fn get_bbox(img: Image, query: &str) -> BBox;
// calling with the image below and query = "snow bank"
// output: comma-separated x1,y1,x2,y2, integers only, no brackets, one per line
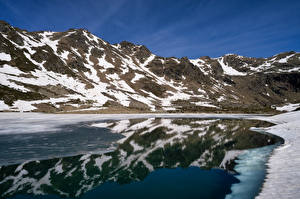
254,111,300,199
0,100,9,110
275,103,300,112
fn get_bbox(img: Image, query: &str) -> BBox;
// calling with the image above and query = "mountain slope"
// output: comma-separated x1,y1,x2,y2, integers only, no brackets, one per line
0,21,299,113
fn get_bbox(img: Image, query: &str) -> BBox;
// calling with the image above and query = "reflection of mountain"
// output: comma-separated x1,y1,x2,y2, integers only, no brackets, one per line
0,118,281,198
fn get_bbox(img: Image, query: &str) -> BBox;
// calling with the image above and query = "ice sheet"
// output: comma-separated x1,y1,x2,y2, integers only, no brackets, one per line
0,113,264,135
254,111,300,199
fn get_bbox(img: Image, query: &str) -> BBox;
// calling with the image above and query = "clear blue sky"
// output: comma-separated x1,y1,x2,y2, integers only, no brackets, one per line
0,0,300,58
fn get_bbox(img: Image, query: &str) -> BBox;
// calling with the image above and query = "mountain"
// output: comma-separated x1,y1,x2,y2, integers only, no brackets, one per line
0,20,299,113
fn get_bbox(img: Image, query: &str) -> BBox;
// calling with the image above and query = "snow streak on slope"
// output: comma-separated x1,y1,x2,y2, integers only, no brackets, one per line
218,57,247,76
190,58,209,75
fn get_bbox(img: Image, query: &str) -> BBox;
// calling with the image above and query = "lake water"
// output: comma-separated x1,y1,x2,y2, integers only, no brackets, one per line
0,114,283,199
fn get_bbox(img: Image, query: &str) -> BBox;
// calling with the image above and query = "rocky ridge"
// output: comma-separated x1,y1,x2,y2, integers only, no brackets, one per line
0,20,299,113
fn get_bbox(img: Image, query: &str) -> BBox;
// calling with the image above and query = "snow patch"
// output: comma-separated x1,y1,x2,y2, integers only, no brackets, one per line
190,59,209,75
0,100,9,110
97,55,115,69
218,57,247,76
275,103,300,112
131,73,145,83
0,64,24,75
192,101,218,108
278,54,294,63
0,52,11,61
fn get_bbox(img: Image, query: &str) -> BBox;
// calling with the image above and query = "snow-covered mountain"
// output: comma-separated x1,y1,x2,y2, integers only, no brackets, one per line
0,20,299,113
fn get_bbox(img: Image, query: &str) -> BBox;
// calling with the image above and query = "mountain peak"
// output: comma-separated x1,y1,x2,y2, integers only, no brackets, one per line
119,40,136,48
0,20,14,33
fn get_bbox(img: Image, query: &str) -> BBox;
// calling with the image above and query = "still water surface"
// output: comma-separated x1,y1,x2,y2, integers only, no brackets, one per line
0,117,281,199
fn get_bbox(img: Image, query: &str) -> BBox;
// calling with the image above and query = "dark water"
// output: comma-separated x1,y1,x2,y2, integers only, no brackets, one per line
9,168,238,199
0,118,281,199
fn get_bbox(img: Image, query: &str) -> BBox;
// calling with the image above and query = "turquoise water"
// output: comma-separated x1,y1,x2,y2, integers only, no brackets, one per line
226,144,279,199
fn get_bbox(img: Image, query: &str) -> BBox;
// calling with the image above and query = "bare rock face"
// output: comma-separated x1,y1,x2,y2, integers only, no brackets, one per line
0,21,299,113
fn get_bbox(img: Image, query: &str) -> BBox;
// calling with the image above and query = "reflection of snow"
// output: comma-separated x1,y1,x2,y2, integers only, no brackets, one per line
2,112,295,198
130,140,144,151
219,150,242,169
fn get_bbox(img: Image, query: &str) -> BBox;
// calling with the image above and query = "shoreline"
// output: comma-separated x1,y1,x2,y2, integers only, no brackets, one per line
226,143,281,199
256,143,283,197
224,116,285,199
0,109,280,115
250,123,286,198
253,111,300,199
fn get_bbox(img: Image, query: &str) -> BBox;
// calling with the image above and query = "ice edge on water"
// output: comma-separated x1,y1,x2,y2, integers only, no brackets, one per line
225,144,278,199
254,111,300,199
227,111,300,199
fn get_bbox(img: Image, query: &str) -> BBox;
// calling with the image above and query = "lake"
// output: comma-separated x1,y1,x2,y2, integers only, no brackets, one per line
0,113,283,199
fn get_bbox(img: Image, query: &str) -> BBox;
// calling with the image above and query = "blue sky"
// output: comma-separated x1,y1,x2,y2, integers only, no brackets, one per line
0,0,300,58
